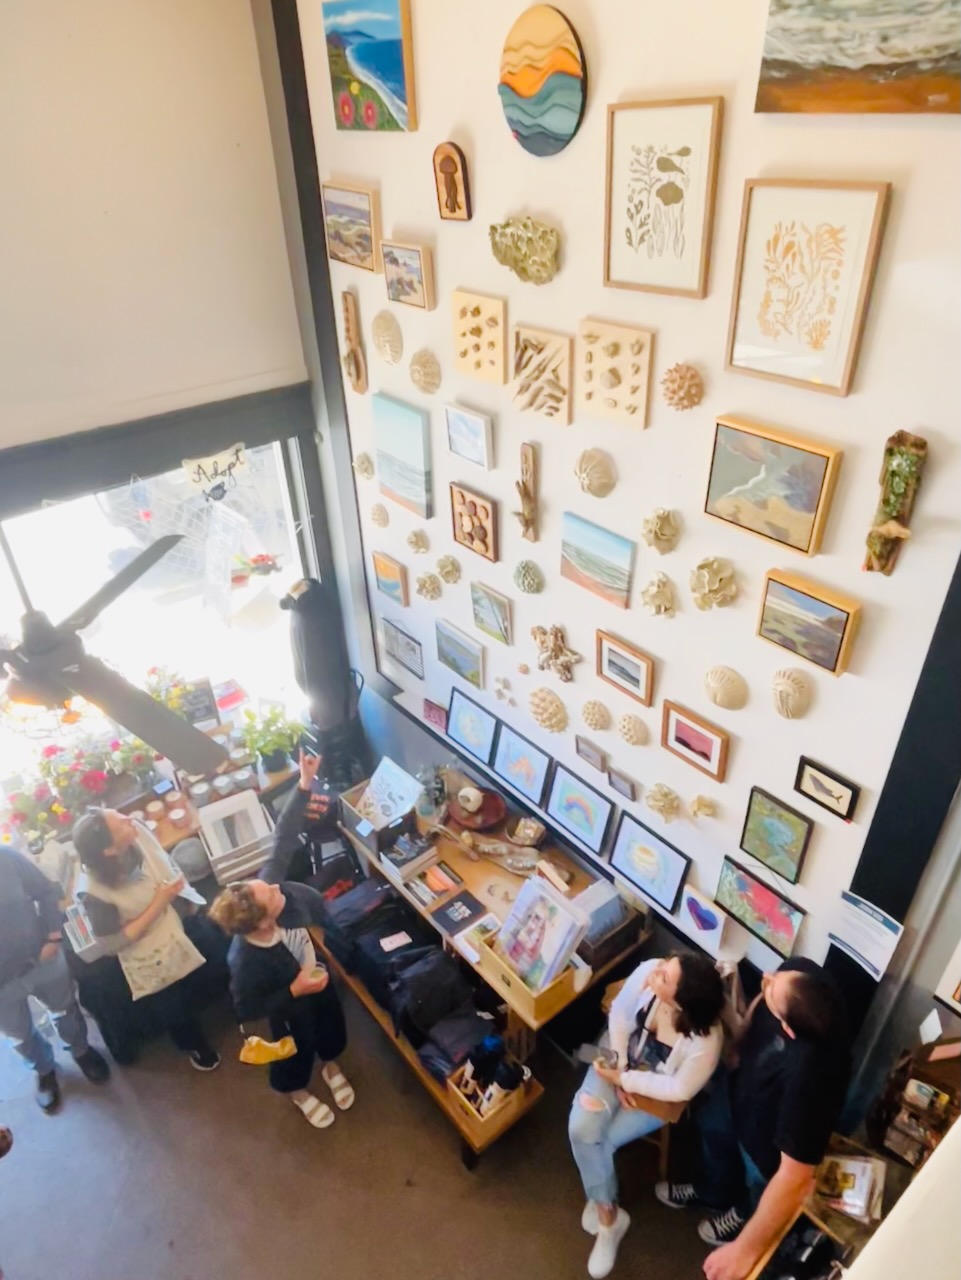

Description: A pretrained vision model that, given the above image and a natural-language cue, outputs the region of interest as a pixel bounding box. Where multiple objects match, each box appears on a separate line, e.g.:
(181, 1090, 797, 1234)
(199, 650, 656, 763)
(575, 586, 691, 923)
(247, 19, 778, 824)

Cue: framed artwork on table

(321, 0, 417, 132)
(610, 813, 691, 913)
(674, 885, 731, 959)
(607, 768, 638, 802)
(603, 97, 724, 298)
(446, 689, 499, 766)
(661, 701, 730, 782)
(758, 571, 861, 676)
(725, 179, 890, 396)
(445, 404, 494, 470)
(794, 757, 861, 822)
(320, 182, 382, 272)
(435, 619, 484, 689)
(596, 630, 654, 706)
(492, 723, 552, 808)
(372, 394, 432, 519)
(470, 582, 513, 645)
(382, 618, 424, 679)
(199, 791, 271, 859)
(715, 857, 805, 958)
(739, 786, 814, 885)
(380, 240, 435, 310)
(371, 551, 409, 607)
(545, 764, 615, 856)
(705, 416, 842, 555)
(561, 513, 636, 610)
(575, 736, 607, 773)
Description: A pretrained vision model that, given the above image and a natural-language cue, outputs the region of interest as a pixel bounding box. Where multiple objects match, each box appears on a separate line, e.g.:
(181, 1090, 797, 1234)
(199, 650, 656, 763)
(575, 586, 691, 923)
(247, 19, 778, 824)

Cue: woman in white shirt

(569, 953, 725, 1279)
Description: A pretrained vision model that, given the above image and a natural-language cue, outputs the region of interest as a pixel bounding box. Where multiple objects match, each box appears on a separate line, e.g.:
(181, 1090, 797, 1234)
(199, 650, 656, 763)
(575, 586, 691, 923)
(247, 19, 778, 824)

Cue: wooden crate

(446, 1064, 534, 1146)
(476, 935, 578, 1029)
(578, 910, 643, 970)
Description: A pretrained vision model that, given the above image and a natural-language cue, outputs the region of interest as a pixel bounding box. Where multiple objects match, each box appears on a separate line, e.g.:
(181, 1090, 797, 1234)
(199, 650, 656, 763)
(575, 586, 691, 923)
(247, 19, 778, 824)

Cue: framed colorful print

(739, 786, 813, 885)
(795, 757, 861, 822)
(934, 937, 961, 1017)
(674, 885, 730, 959)
(450, 483, 498, 562)
(381, 618, 423, 678)
(610, 814, 691, 913)
(758, 571, 862, 676)
(372, 394, 432, 518)
(492, 723, 552, 807)
(423, 698, 448, 733)
(603, 97, 723, 299)
(433, 142, 472, 221)
(435, 619, 484, 689)
(706, 416, 842, 555)
(575, 736, 607, 773)
(320, 182, 382, 272)
(561, 514, 636, 610)
(445, 404, 494, 470)
(446, 689, 498, 766)
(725, 179, 890, 396)
(607, 768, 638, 802)
(380, 240, 435, 311)
(470, 582, 512, 645)
(512, 325, 573, 425)
(661, 701, 730, 782)
(371, 551, 409, 607)
(545, 765, 615, 856)
(322, 0, 417, 132)
(715, 857, 805, 958)
(596, 630, 654, 706)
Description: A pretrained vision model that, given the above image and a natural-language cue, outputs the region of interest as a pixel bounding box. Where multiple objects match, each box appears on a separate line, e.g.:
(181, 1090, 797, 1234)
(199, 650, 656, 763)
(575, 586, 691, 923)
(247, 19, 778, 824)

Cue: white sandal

(292, 1093, 335, 1128)
(322, 1064, 355, 1111)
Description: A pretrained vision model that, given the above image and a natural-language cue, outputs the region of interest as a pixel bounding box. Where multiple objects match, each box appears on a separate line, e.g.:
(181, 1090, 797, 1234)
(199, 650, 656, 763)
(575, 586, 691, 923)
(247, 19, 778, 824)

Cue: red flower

(7, 793, 21, 807)
(57, 811, 73, 826)
(79, 769, 109, 795)
(338, 91, 355, 126)
(10, 811, 27, 826)
(69, 762, 83, 773)
(363, 100, 378, 129)
(42, 744, 63, 759)
(132, 753, 144, 765)
(110, 739, 122, 751)
(33, 785, 52, 802)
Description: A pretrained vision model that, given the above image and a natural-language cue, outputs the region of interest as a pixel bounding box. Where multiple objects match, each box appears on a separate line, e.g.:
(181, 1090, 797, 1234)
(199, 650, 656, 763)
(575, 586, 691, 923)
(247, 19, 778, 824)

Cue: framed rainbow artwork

(545, 764, 614, 856)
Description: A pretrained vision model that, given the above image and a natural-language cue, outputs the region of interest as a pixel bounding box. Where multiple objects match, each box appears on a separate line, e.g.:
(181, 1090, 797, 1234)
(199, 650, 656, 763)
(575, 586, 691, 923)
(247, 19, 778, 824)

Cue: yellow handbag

(238, 1030, 298, 1065)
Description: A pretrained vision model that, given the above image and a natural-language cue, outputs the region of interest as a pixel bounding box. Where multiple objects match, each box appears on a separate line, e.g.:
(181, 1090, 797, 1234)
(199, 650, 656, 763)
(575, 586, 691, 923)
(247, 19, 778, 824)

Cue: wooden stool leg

(505, 1009, 537, 1064)
(658, 1127, 671, 1182)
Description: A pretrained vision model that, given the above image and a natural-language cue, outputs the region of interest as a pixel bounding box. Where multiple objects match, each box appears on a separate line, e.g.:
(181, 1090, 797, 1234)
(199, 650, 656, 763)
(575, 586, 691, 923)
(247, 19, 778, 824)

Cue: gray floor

(0, 993, 710, 1280)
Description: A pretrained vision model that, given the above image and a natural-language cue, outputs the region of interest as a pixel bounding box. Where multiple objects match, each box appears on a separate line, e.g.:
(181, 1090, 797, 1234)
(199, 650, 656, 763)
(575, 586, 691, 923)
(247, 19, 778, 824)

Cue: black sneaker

(189, 1049, 221, 1072)
(36, 1070, 61, 1113)
(654, 1182, 706, 1210)
(698, 1206, 748, 1247)
(73, 1047, 111, 1084)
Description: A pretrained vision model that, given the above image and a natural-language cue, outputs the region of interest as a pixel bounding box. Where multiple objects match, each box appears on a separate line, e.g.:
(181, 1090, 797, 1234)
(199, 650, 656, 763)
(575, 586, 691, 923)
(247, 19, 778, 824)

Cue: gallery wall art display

(758, 571, 861, 676)
(497, 4, 587, 157)
(321, 182, 382, 272)
(674, 885, 730, 958)
(371, 551, 409, 607)
(450, 483, 498, 562)
(604, 97, 723, 298)
(322, 0, 417, 132)
(607, 768, 638, 802)
(706, 416, 842, 555)
(432, 142, 472, 221)
(436, 619, 484, 689)
(715, 858, 805, 958)
(725, 179, 890, 396)
(739, 786, 813, 885)
(372, 394, 432, 518)
(545, 764, 614, 856)
(490, 215, 561, 286)
(452, 289, 507, 384)
(661, 701, 730, 782)
(470, 582, 513, 645)
(755, 0, 960, 115)
(610, 814, 691, 913)
(380, 240, 435, 310)
(596, 630, 654, 706)
(446, 689, 499, 765)
(934, 937, 961, 1016)
(445, 404, 494, 470)
(561, 513, 636, 610)
(382, 618, 424, 678)
(795, 757, 861, 822)
(577, 318, 655, 426)
(423, 698, 448, 732)
(492, 722, 552, 807)
(512, 325, 573, 423)
(575, 736, 607, 773)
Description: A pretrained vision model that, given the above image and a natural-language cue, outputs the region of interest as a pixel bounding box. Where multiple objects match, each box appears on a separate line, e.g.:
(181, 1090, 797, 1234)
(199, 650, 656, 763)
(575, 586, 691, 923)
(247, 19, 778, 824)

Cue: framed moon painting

(610, 814, 691, 913)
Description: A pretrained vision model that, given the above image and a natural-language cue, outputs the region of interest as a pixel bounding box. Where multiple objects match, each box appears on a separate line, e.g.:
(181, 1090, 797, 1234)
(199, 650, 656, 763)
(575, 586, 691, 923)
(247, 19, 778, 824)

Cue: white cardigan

(607, 958, 723, 1102)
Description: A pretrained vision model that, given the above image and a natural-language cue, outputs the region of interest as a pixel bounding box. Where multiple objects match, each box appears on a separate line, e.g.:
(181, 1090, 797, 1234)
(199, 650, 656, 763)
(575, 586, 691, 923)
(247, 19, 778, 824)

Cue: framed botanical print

(715, 858, 805, 958)
(758, 571, 862, 676)
(596, 631, 654, 706)
(371, 551, 409, 607)
(725, 179, 890, 396)
(794, 757, 860, 822)
(739, 786, 814, 885)
(545, 764, 615, 856)
(610, 813, 691, 913)
(661, 701, 730, 782)
(320, 182, 382, 272)
(446, 689, 498, 766)
(492, 723, 552, 808)
(381, 618, 423, 679)
(380, 240, 435, 310)
(604, 97, 723, 298)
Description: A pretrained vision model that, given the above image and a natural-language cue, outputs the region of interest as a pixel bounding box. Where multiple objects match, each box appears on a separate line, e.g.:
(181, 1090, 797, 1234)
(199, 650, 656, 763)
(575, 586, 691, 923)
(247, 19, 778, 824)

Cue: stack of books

(816, 1155, 886, 1224)
(882, 1076, 953, 1167)
(379, 832, 436, 886)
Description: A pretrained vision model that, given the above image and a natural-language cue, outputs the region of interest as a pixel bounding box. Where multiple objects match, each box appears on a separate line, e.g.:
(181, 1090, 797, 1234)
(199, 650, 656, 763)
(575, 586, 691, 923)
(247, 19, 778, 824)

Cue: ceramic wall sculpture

(531, 625, 582, 682)
(512, 325, 573, 423)
(452, 289, 507, 384)
(582, 700, 611, 731)
(641, 572, 677, 617)
(406, 530, 429, 554)
(415, 572, 441, 601)
(704, 666, 748, 711)
(514, 560, 544, 593)
(341, 292, 368, 393)
(514, 443, 539, 541)
(437, 555, 461, 584)
(529, 686, 568, 733)
(371, 503, 389, 527)
(864, 430, 928, 574)
(497, 5, 587, 157)
(490, 216, 561, 285)
(577, 318, 654, 426)
(772, 668, 812, 719)
(432, 142, 471, 221)
(409, 349, 441, 395)
(618, 713, 648, 746)
(661, 363, 703, 410)
(353, 452, 374, 480)
(450, 483, 498, 561)
(690, 557, 737, 611)
(641, 508, 680, 555)
(689, 795, 717, 819)
(372, 310, 403, 364)
(574, 448, 616, 498)
(646, 783, 681, 823)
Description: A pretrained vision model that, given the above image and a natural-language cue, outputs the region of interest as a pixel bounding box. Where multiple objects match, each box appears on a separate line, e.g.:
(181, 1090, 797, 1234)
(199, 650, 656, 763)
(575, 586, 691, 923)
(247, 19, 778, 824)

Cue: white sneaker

(581, 1201, 599, 1234)
(587, 1208, 630, 1278)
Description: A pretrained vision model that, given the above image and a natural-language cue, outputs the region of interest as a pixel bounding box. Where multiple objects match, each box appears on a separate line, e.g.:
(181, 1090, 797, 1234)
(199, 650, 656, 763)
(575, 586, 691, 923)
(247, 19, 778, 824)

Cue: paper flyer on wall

(828, 891, 904, 981)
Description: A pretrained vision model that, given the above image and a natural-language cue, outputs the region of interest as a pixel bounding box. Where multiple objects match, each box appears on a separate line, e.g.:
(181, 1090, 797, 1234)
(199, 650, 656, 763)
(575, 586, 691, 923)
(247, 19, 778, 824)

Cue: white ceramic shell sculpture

(661, 363, 704, 411)
(529, 687, 568, 734)
(690, 557, 737, 611)
(772, 669, 812, 720)
(646, 783, 681, 823)
(415, 572, 441, 601)
(371, 310, 403, 365)
(353, 452, 374, 481)
(406, 529, 429, 555)
(704, 666, 748, 711)
(436, 555, 461, 584)
(371, 503, 389, 527)
(618, 713, 648, 746)
(641, 573, 676, 618)
(574, 448, 616, 498)
(514, 560, 544, 594)
(642, 508, 681, 555)
(582, 700, 611, 732)
(409, 349, 441, 395)
(689, 795, 717, 820)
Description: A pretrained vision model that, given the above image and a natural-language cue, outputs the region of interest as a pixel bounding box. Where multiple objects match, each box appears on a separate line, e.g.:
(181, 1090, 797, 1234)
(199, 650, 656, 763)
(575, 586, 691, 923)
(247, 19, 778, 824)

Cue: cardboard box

(339, 781, 414, 856)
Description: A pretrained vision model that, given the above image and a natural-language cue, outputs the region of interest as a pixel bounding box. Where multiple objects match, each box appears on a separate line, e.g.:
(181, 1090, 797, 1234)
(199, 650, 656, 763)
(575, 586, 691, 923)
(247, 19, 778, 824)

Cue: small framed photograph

(447, 688, 499, 766)
(435, 619, 484, 689)
(758, 571, 861, 676)
(445, 404, 494, 470)
(423, 699, 448, 733)
(382, 618, 424, 679)
(470, 582, 513, 645)
(575, 736, 607, 772)
(380, 239, 435, 310)
(596, 630, 654, 706)
(321, 181, 382, 272)
(610, 813, 691, 913)
(371, 551, 409, 607)
(661, 701, 730, 782)
(740, 786, 814, 885)
(492, 723, 552, 808)
(607, 768, 638, 802)
(795, 757, 860, 822)
(545, 764, 615, 856)
(715, 857, 805, 958)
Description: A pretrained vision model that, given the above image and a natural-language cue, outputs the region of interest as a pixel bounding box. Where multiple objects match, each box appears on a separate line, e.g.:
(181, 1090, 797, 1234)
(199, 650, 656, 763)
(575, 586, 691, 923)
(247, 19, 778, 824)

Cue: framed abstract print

(492, 723, 552, 808)
(758, 571, 861, 676)
(446, 689, 498, 766)
(715, 858, 805, 958)
(739, 786, 814, 885)
(661, 701, 730, 783)
(610, 813, 691, 913)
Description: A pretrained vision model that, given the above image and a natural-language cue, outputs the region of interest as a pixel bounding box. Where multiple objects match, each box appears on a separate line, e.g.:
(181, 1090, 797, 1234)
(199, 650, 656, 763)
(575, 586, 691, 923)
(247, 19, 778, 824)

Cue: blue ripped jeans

(568, 1065, 664, 1206)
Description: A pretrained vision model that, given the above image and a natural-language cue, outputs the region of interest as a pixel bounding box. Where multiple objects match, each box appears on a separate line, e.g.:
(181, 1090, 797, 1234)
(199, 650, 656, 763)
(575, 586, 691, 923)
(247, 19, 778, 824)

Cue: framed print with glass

(596, 630, 654, 706)
(715, 858, 805, 958)
(545, 765, 615, 856)
(381, 618, 424, 678)
(607, 768, 638, 802)
(794, 756, 861, 822)
(492, 723, 552, 807)
(575, 736, 607, 772)
(446, 689, 498, 766)
(610, 814, 690, 913)
(661, 701, 730, 782)
(739, 786, 814, 885)
(371, 551, 409, 606)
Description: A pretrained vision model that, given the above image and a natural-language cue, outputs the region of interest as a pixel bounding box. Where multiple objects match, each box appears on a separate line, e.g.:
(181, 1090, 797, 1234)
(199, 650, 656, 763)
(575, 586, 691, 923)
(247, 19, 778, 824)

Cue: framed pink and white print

(661, 701, 730, 782)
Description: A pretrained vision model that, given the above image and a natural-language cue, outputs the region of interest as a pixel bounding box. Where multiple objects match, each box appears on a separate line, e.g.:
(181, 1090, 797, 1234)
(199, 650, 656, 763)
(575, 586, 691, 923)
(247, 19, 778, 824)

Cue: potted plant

(240, 708, 302, 773)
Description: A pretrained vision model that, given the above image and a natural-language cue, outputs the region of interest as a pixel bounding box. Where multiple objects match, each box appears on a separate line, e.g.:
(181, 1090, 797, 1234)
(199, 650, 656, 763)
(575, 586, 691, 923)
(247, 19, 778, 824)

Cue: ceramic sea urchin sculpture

(409, 349, 441, 395)
(371, 311, 403, 365)
(690, 557, 737, 611)
(772, 669, 812, 720)
(704, 666, 748, 711)
(661, 363, 704, 411)
(529, 687, 567, 733)
(582, 700, 611, 732)
(641, 573, 676, 618)
(646, 783, 681, 823)
(514, 560, 544, 594)
(574, 448, 616, 498)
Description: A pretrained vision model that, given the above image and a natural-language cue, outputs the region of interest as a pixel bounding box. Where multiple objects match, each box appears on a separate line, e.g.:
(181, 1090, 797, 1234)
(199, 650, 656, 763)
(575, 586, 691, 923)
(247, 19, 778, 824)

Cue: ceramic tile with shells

(511, 325, 573, 424)
(577, 318, 655, 426)
(452, 289, 507, 384)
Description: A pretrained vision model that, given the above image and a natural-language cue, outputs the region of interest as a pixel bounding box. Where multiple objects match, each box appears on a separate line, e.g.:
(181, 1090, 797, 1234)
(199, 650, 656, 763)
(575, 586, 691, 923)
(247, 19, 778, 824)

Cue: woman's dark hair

(72, 811, 139, 886)
(672, 952, 725, 1037)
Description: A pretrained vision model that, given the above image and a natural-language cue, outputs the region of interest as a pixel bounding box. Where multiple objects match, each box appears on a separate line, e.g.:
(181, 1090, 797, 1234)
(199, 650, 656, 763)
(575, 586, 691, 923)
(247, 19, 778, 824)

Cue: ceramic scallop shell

(371, 503, 389, 527)
(704, 666, 748, 711)
(773, 669, 812, 720)
(618, 713, 648, 746)
(372, 311, 403, 365)
(582, 700, 611, 732)
(574, 448, 616, 498)
(529, 687, 567, 733)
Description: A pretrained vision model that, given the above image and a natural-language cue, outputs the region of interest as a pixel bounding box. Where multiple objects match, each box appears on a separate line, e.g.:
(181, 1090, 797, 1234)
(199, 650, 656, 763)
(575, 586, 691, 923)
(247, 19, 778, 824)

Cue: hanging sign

(183, 443, 246, 502)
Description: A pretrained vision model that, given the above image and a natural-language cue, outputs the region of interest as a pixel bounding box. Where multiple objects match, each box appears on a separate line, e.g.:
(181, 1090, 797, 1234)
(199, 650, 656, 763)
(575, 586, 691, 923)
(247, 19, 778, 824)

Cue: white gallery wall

(297, 0, 961, 964)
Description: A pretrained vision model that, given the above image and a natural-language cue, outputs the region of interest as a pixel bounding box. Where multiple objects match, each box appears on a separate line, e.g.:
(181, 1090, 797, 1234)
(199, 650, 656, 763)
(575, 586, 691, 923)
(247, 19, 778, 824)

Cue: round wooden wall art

(498, 5, 587, 157)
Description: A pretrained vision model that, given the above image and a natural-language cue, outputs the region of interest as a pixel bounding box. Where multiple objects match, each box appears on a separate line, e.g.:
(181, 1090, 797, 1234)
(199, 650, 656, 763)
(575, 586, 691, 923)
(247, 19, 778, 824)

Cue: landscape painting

(758, 573, 859, 674)
(716, 858, 805, 958)
(322, 0, 417, 131)
(561, 512, 636, 609)
(445, 405, 493, 469)
(610, 814, 691, 913)
(492, 724, 552, 807)
(597, 631, 654, 706)
(470, 582, 512, 645)
(321, 183, 380, 272)
(546, 765, 614, 856)
(381, 241, 433, 310)
(435, 620, 484, 689)
(372, 394, 432, 519)
(755, 0, 960, 115)
(371, 551, 408, 607)
(497, 5, 587, 156)
(381, 618, 423, 679)
(740, 787, 813, 885)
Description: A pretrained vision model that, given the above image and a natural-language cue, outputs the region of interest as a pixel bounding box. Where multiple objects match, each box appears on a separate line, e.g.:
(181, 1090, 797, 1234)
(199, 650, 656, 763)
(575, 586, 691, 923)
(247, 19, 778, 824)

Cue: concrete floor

(0, 992, 711, 1280)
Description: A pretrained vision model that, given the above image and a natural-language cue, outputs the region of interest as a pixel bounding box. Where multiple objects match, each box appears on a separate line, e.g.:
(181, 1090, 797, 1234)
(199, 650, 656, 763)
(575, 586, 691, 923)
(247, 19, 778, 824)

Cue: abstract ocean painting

(740, 787, 813, 884)
(372, 394, 432, 519)
(322, 0, 416, 131)
(755, 0, 960, 114)
(498, 5, 587, 156)
(716, 858, 805, 958)
(561, 512, 636, 609)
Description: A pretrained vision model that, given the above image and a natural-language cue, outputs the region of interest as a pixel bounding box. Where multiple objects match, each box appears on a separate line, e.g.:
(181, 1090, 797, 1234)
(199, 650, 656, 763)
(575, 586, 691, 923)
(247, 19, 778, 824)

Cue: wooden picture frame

(450, 483, 498, 563)
(380, 239, 435, 311)
(575, 736, 607, 772)
(661, 701, 730, 782)
(603, 97, 723, 299)
(758, 570, 862, 676)
(446, 688, 499, 766)
(794, 757, 861, 822)
(610, 813, 691, 913)
(320, 181, 382, 273)
(607, 768, 638, 802)
(371, 551, 409, 607)
(706, 415, 842, 555)
(382, 618, 424, 678)
(739, 786, 814, 885)
(545, 764, 615, 856)
(715, 857, 805, 959)
(432, 142, 471, 221)
(596, 630, 654, 706)
(492, 722, 553, 808)
(725, 179, 890, 397)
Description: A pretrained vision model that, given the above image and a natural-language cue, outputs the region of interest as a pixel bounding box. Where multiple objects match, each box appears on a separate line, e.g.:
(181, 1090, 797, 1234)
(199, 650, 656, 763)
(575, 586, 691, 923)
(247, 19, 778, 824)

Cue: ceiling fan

(0, 524, 228, 775)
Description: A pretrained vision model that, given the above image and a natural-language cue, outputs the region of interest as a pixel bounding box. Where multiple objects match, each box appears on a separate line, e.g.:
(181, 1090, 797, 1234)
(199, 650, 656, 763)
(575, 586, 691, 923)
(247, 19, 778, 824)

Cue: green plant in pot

(241, 708, 302, 773)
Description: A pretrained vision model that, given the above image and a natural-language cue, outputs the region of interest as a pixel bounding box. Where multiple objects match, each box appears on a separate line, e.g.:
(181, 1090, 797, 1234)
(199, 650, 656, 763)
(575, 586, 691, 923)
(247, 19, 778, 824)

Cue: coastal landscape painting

(445, 405, 493, 469)
(561, 513, 636, 609)
(372, 394, 432, 519)
(758, 571, 860, 675)
(715, 858, 805, 958)
(321, 183, 380, 272)
(322, 0, 417, 131)
(371, 551, 408, 607)
(435, 620, 484, 689)
(381, 241, 434, 310)
(497, 5, 587, 156)
(755, 0, 960, 115)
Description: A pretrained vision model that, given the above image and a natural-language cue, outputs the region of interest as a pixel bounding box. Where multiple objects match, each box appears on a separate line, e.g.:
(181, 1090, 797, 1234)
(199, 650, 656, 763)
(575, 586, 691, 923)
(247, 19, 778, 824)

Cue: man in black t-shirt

(655, 959, 850, 1280)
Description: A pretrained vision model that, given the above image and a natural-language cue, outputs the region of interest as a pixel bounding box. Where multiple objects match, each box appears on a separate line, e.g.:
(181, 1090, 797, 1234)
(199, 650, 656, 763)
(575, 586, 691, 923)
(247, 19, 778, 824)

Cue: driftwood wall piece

(864, 431, 928, 575)
(513, 442, 538, 542)
(341, 291, 367, 394)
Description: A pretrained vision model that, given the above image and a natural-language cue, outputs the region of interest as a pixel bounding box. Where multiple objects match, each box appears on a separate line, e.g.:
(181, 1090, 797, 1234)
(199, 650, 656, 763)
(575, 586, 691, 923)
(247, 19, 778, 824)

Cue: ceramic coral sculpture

(642, 573, 676, 618)
(415, 573, 441, 601)
(641, 508, 680, 555)
(618, 713, 648, 746)
(371, 504, 389, 528)
(529, 687, 567, 733)
(582, 700, 611, 732)
(407, 530, 429, 555)
(437, 555, 461, 584)
(514, 560, 544, 594)
(690, 557, 737, 611)
(531, 625, 582, 682)
(646, 784, 680, 823)
(661, 363, 704, 411)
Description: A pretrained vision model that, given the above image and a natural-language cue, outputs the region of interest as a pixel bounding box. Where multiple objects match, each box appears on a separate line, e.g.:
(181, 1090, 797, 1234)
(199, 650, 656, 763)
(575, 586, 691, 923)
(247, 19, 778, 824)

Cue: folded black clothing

(423, 1001, 495, 1070)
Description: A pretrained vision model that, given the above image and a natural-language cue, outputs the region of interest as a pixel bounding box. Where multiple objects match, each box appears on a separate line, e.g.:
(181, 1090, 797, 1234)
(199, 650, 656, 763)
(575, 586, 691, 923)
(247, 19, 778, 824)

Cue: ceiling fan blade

(57, 534, 183, 632)
(0, 522, 35, 614)
(59, 655, 228, 775)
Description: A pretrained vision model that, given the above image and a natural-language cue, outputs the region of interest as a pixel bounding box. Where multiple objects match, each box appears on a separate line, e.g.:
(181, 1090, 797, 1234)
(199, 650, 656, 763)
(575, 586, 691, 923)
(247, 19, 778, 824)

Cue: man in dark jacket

(0, 845, 110, 1110)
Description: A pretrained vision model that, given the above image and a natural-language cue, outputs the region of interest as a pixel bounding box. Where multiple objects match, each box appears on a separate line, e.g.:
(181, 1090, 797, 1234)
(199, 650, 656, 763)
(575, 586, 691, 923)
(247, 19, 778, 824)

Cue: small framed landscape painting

(758, 571, 861, 676)
(561, 513, 636, 610)
(715, 858, 805, 958)
(470, 582, 512, 645)
(321, 182, 382, 272)
(575, 736, 607, 773)
(381, 240, 435, 310)
(706, 416, 842, 555)
(794, 757, 860, 822)
(596, 631, 654, 706)
(607, 768, 638, 802)
(371, 551, 408, 606)
(545, 765, 615, 856)
(610, 814, 690, 913)
(492, 723, 552, 808)
(739, 787, 813, 885)
(445, 405, 493, 470)
(661, 701, 730, 783)
(447, 689, 498, 766)
(435, 619, 484, 689)
(675, 884, 730, 959)
(381, 618, 423, 679)
(372, 394, 432, 519)
(725, 179, 890, 396)
(322, 0, 417, 132)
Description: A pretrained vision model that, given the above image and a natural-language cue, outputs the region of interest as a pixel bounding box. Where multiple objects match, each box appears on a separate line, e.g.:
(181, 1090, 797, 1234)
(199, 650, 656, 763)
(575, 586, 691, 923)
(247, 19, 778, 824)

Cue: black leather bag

(388, 948, 474, 1046)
